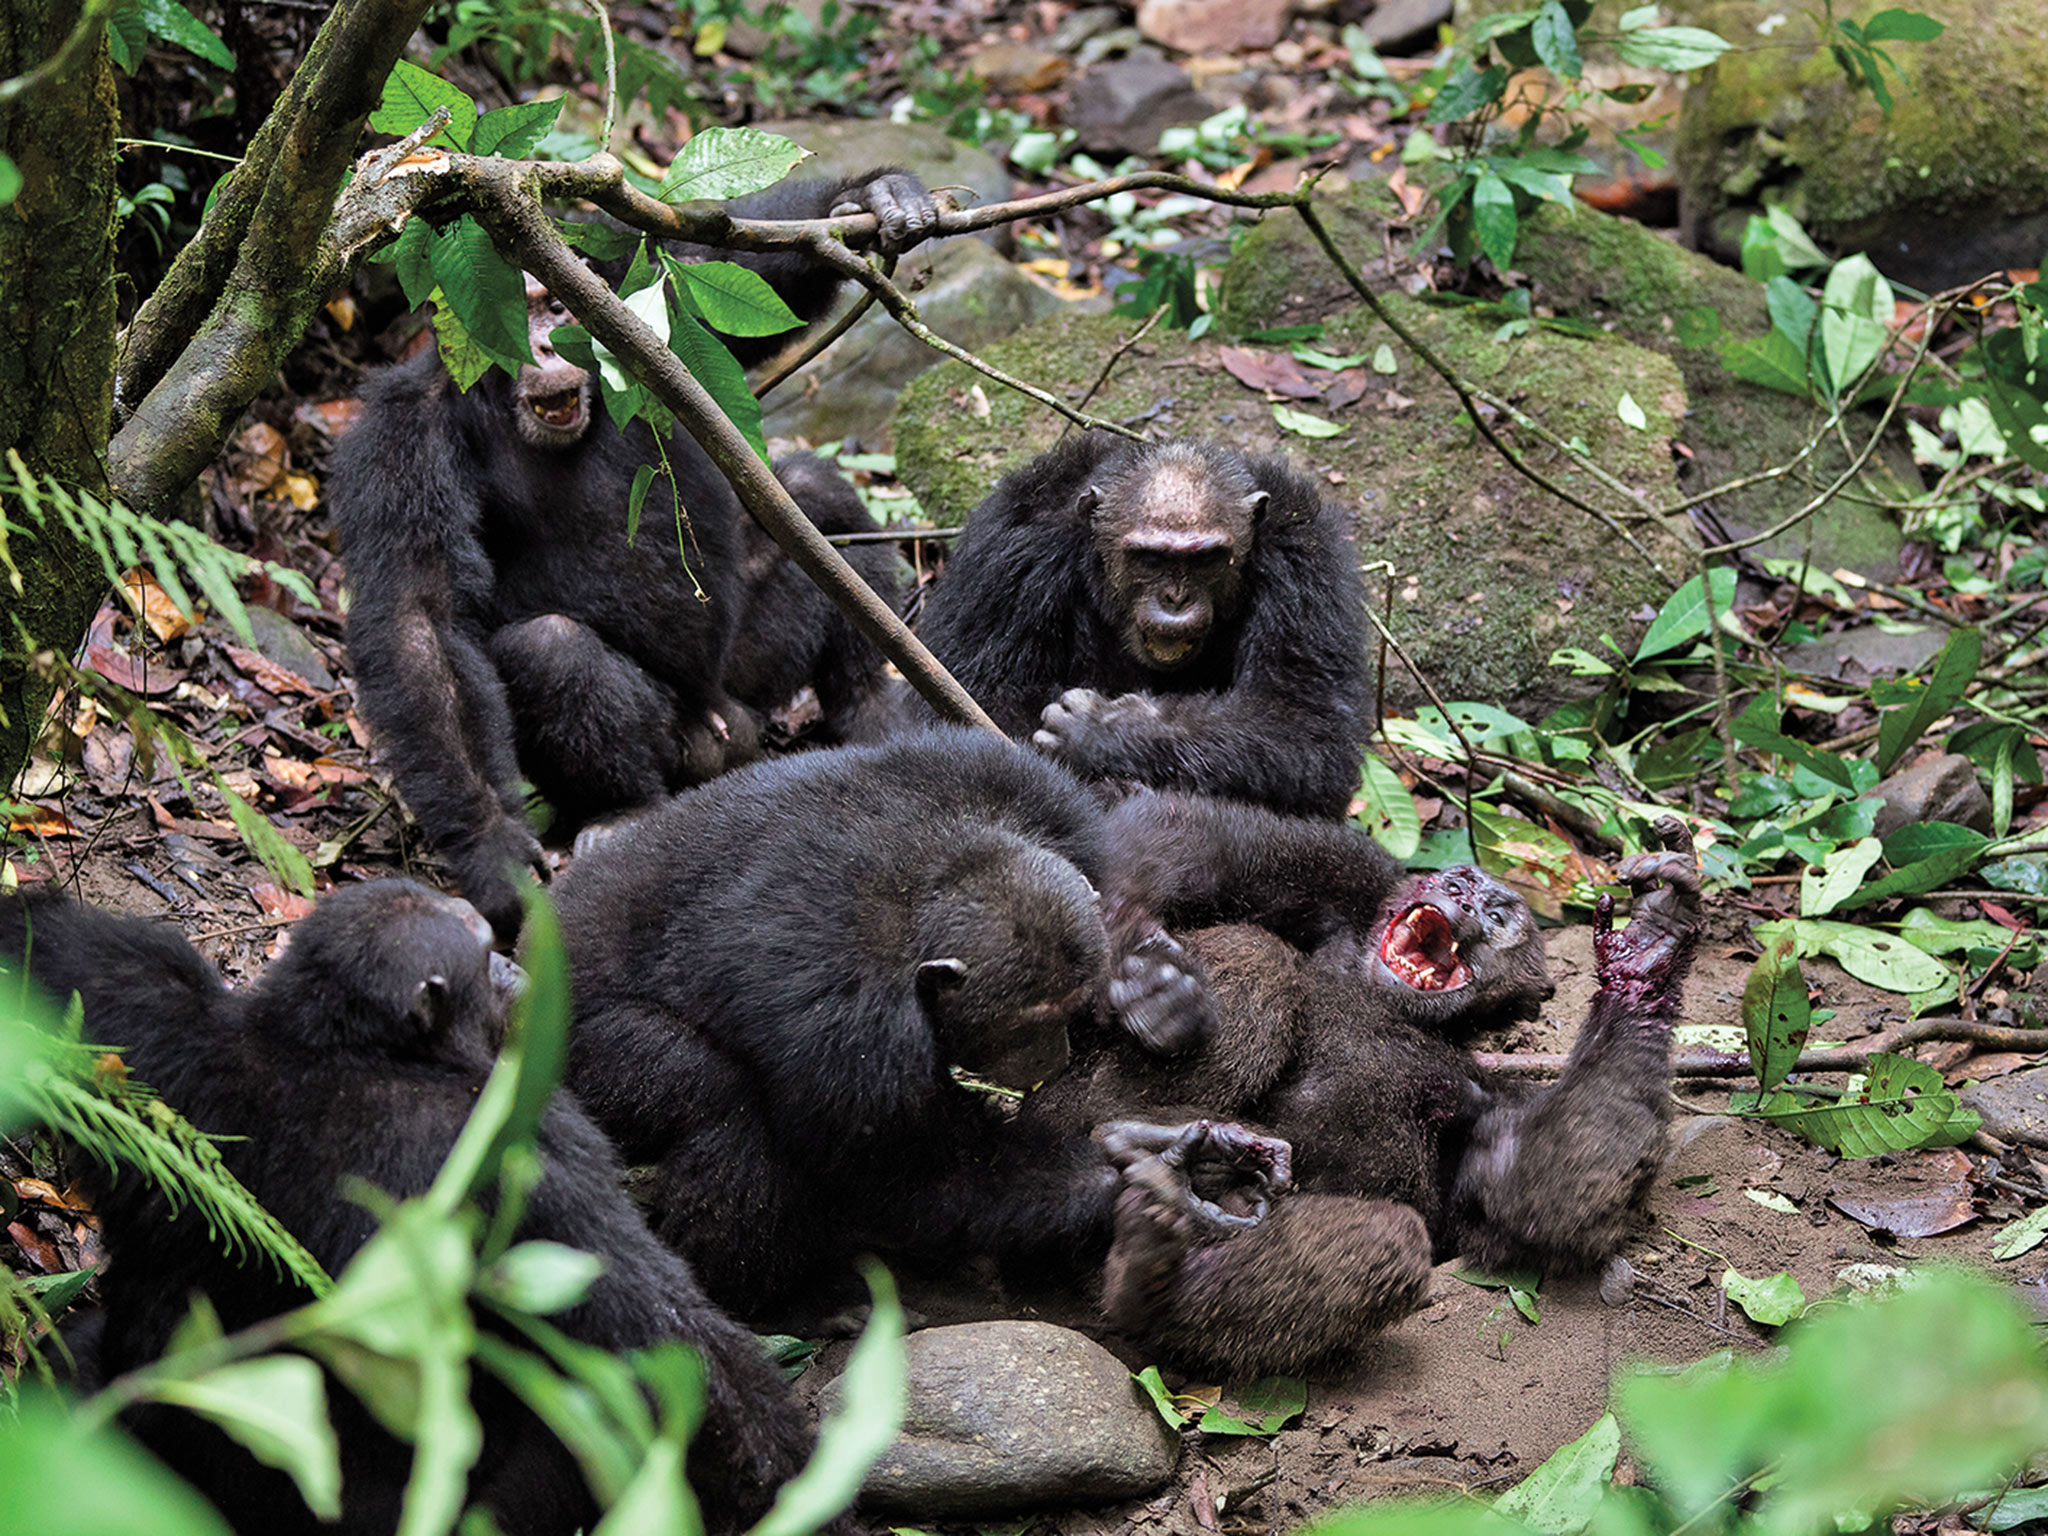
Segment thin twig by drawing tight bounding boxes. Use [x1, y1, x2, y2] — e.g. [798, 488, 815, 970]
[1476, 1016, 2047, 1077]
[1066, 303, 1168, 428]
[754, 285, 880, 399]
[1360, 604, 1478, 838]
[583, 0, 617, 154]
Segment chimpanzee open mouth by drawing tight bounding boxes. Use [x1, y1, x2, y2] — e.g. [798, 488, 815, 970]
[1379, 904, 1472, 991]
[530, 389, 584, 430]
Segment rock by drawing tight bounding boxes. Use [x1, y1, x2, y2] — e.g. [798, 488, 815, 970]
[828, 1321, 1179, 1516]
[751, 119, 1013, 247]
[243, 606, 336, 692]
[1674, 0, 2048, 292]
[891, 289, 1695, 716]
[1784, 623, 1946, 683]
[1870, 752, 1994, 839]
[761, 238, 1067, 446]
[1359, 0, 1454, 51]
[1136, 0, 1294, 54]
[1067, 55, 1217, 156]
[1049, 5, 1124, 53]
[969, 41, 1068, 93]
[1962, 1065, 2048, 1146]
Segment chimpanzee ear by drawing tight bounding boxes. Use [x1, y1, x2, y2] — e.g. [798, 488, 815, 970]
[916, 958, 968, 1010]
[1246, 489, 1270, 524]
[1075, 485, 1103, 522]
[411, 974, 451, 1036]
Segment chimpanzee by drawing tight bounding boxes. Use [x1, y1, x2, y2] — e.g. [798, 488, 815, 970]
[329, 172, 929, 941]
[553, 727, 1260, 1315]
[1, 882, 817, 1536]
[1031, 804, 1700, 1377]
[906, 434, 1371, 817]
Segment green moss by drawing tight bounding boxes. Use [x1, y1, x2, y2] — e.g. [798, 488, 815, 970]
[891, 297, 1694, 711]
[1214, 181, 1410, 333]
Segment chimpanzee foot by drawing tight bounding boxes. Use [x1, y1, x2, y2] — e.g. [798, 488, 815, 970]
[1100, 1119, 1294, 1233]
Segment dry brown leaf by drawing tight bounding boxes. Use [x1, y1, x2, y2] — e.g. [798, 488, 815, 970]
[232, 421, 290, 496]
[324, 293, 357, 331]
[302, 398, 364, 439]
[262, 752, 369, 791]
[1216, 345, 1324, 399]
[147, 795, 239, 842]
[225, 645, 322, 699]
[121, 567, 192, 642]
[8, 805, 81, 838]
[280, 472, 320, 512]
[248, 881, 317, 921]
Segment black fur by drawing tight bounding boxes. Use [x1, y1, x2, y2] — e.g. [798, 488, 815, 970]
[330, 174, 918, 939]
[2, 882, 814, 1536]
[910, 434, 1370, 816]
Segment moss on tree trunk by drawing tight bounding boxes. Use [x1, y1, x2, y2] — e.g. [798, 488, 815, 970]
[0, 1, 119, 791]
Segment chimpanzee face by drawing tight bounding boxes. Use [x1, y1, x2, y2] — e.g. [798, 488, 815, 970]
[1359, 866, 1554, 1034]
[1086, 444, 1267, 672]
[512, 278, 595, 451]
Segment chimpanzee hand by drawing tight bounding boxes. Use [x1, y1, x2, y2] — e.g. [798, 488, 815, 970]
[829, 171, 941, 254]
[456, 814, 550, 944]
[1594, 815, 1700, 991]
[1033, 688, 1162, 775]
[1110, 928, 1217, 1055]
[1100, 1119, 1294, 1234]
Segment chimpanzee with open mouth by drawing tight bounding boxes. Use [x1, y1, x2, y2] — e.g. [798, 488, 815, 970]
[1022, 793, 1700, 1377]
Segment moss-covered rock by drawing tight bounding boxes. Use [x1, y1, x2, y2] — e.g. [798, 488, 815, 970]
[892, 298, 1695, 715]
[1675, 0, 2048, 293]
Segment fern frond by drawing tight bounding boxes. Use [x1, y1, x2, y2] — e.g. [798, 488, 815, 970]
[12, 1038, 333, 1299]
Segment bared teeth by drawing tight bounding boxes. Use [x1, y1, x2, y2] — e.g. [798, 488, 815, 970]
[531, 391, 581, 427]
[1379, 904, 1470, 991]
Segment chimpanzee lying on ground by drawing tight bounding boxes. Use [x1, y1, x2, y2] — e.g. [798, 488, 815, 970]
[331, 172, 931, 940]
[1026, 798, 1701, 1377]
[552, 728, 1265, 1316]
[904, 434, 1371, 817]
[1, 882, 815, 1536]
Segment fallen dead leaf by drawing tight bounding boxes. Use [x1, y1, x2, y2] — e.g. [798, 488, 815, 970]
[225, 645, 322, 699]
[301, 398, 364, 439]
[1950, 1051, 2040, 1084]
[84, 609, 185, 696]
[7, 1219, 60, 1273]
[1827, 1190, 1978, 1239]
[262, 753, 370, 792]
[231, 420, 290, 497]
[7, 805, 81, 839]
[248, 882, 316, 921]
[121, 567, 192, 642]
[147, 795, 240, 842]
[1217, 346, 1324, 399]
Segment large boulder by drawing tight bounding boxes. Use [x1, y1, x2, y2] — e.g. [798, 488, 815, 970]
[825, 1321, 1180, 1516]
[1674, 0, 2048, 293]
[893, 245, 1696, 714]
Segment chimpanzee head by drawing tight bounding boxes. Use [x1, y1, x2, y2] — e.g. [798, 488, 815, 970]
[250, 880, 501, 1055]
[1084, 442, 1267, 673]
[913, 828, 1110, 1092]
[512, 277, 595, 451]
[1348, 866, 1554, 1037]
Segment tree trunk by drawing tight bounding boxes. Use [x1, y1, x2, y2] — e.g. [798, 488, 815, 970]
[0, 1, 120, 791]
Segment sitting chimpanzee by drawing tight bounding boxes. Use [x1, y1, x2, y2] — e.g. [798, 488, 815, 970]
[330, 172, 930, 940]
[905, 434, 1371, 817]
[1029, 800, 1700, 1377]
[553, 727, 1260, 1317]
[2, 882, 817, 1536]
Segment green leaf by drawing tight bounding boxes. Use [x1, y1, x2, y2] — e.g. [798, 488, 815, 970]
[391, 220, 436, 311]
[1991, 1204, 2048, 1262]
[107, 0, 148, 72]
[1800, 837, 1883, 917]
[752, 1263, 906, 1536]
[138, 0, 234, 68]
[1616, 391, 1646, 430]
[1719, 1268, 1806, 1326]
[671, 260, 803, 338]
[1493, 1412, 1617, 1534]
[1272, 402, 1345, 438]
[1720, 327, 1813, 395]
[0, 1395, 235, 1536]
[1355, 753, 1422, 861]
[1741, 932, 1809, 1092]
[1876, 626, 1983, 773]
[371, 59, 477, 150]
[1757, 917, 1954, 996]
[1747, 1051, 1966, 1156]
[1495, 163, 1575, 204]
[430, 216, 534, 375]
[1978, 327, 2048, 474]
[0, 152, 20, 207]
[215, 777, 315, 896]
[670, 307, 768, 462]
[1765, 274, 1818, 347]
[1427, 62, 1509, 124]
[1860, 8, 1944, 41]
[149, 1357, 341, 1520]
[626, 462, 659, 547]
[1730, 698, 1860, 792]
[482, 1241, 605, 1315]
[474, 97, 566, 159]
[1613, 24, 1729, 70]
[656, 126, 808, 203]
[1819, 254, 1894, 397]
[1896, 906, 2038, 968]
[559, 219, 641, 263]
[1133, 1365, 1189, 1429]
[1198, 1376, 1307, 1437]
[1529, 0, 1584, 80]
[1633, 569, 1736, 662]
[1471, 171, 1518, 270]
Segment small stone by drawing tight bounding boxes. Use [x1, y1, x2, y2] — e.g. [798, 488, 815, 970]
[827, 1321, 1180, 1516]
[1067, 55, 1217, 156]
[969, 41, 1068, 93]
[1136, 0, 1294, 54]
[1870, 751, 1993, 838]
[1357, 0, 1452, 52]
